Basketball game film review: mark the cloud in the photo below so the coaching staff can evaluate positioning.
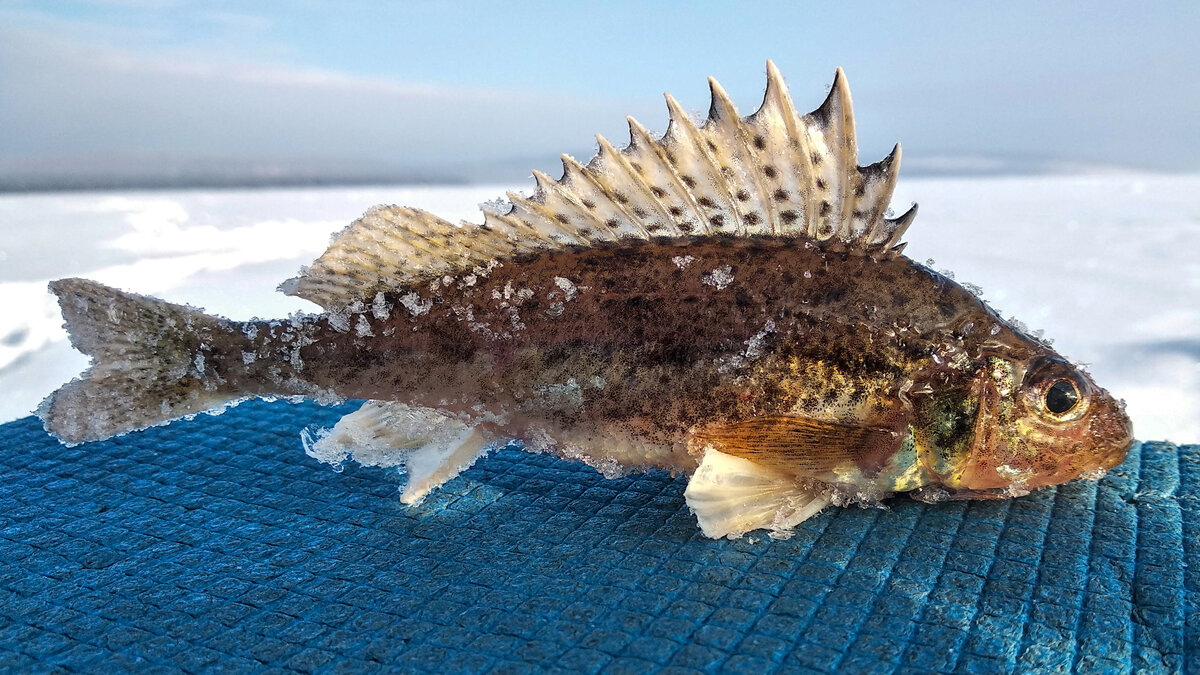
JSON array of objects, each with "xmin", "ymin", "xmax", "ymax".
[{"xmin": 0, "ymin": 19, "xmax": 635, "ymax": 183}]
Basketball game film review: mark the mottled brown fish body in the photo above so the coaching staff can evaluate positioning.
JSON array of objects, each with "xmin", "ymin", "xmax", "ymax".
[
  {"xmin": 223, "ymin": 238, "xmax": 1015, "ymax": 484},
  {"xmin": 298, "ymin": 236, "xmax": 991, "ymax": 412},
  {"xmin": 41, "ymin": 62, "xmax": 1134, "ymax": 538}
]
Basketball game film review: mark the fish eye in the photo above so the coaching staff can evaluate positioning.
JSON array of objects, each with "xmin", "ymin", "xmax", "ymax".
[{"xmin": 1045, "ymin": 379, "xmax": 1079, "ymax": 414}]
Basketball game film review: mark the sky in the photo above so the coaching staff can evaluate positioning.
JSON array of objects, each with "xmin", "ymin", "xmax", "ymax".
[{"xmin": 2, "ymin": 1, "xmax": 1199, "ymax": 188}]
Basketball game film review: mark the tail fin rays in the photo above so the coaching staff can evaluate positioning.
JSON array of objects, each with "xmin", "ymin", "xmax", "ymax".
[{"xmin": 40, "ymin": 278, "xmax": 243, "ymax": 445}]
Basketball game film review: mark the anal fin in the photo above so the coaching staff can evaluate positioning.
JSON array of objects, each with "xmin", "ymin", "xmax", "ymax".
[
  {"xmin": 684, "ymin": 448, "xmax": 830, "ymax": 539},
  {"xmin": 305, "ymin": 401, "xmax": 491, "ymax": 504}
]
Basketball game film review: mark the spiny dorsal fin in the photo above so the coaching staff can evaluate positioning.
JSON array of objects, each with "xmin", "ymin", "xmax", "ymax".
[{"xmin": 284, "ymin": 62, "xmax": 917, "ymax": 310}]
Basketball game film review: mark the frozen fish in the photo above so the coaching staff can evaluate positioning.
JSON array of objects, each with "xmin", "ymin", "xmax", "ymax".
[{"xmin": 41, "ymin": 62, "xmax": 1133, "ymax": 538}]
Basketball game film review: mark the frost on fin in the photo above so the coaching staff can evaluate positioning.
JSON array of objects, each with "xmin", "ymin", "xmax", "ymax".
[
  {"xmin": 684, "ymin": 448, "xmax": 830, "ymax": 539},
  {"xmin": 284, "ymin": 61, "xmax": 916, "ymax": 310},
  {"xmin": 305, "ymin": 401, "xmax": 490, "ymax": 504},
  {"xmin": 40, "ymin": 278, "xmax": 243, "ymax": 445}
]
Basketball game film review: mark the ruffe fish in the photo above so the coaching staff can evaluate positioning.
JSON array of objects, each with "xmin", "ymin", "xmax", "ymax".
[{"xmin": 41, "ymin": 62, "xmax": 1133, "ymax": 539}]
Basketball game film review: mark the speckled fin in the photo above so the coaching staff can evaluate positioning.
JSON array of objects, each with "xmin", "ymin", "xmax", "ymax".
[
  {"xmin": 305, "ymin": 401, "xmax": 490, "ymax": 504},
  {"xmin": 283, "ymin": 61, "xmax": 917, "ymax": 310},
  {"xmin": 684, "ymin": 448, "xmax": 831, "ymax": 539},
  {"xmin": 692, "ymin": 414, "xmax": 905, "ymax": 481},
  {"xmin": 39, "ymin": 278, "xmax": 242, "ymax": 445}
]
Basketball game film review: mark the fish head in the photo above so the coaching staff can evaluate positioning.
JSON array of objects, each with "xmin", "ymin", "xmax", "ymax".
[{"xmin": 944, "ymin": 352, "xmax": 1133, "ymax": 494}]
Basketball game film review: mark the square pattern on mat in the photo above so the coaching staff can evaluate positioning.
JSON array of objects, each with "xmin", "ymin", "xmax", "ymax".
[{"xmin": 0, "ymin": 399, "xmax": 1195, "ymax": 673}]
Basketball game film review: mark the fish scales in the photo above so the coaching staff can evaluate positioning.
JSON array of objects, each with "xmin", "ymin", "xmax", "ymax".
[
  {"xmin": 276, "ymin": 240, "xmax": 981, "ymax": 437},
  {"xmin": 41, "ymin": 63, "xmax": 1133, "ymax": 538}
]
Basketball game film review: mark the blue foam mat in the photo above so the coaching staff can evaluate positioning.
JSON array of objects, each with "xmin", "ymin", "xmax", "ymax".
[{"xmin": 0, "ymin": 398, "xmax": 1195, "ymax": 673}]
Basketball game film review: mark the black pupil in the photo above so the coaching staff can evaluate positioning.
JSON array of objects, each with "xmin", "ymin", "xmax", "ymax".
[{"xmin": 1046, "ymin": 380, "xmax": 1079, "ymax": 414}]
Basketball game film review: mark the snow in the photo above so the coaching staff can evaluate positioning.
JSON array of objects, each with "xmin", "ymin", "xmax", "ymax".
[{"xmin": 0, "ymin": 176, "xmax": 1197, "ymax": 442}]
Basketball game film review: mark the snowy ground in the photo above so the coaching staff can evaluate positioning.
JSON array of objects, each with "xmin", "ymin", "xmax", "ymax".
[{"xmin": 1, "ymin": 176, "xmax": 1197, "ymax": 443}]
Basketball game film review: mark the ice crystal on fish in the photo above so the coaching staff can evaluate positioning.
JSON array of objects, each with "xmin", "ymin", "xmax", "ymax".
[
  {"xmin": 371, "ymin": 292, "xmax": 391, "ymax": 321},
  {"xmin": 553, "ymin": 277, "xmax": 578, "ymax": 301},
  {"xmin": 398, "ymin": 291, "xmax": 431, "ymax": 316},
  {"xmin": 701, "ymin": 265, "xmax": 735, "ymax": 291}
]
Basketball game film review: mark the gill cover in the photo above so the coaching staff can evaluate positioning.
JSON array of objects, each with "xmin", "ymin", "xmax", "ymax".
[{"xmin": 938, "ymin": 355, "xmax": 1129, "ymax": 495}]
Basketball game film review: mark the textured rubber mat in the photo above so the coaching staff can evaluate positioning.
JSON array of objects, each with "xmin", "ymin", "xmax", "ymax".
[{"xmin": 0, "ymin": 398, "xmax": 1195, "ymax": 673}]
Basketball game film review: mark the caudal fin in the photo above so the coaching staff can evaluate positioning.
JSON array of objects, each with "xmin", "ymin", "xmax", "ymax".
[{"xmin": 40, "ymin": 278, "xmax": 244, "ymax": 444}]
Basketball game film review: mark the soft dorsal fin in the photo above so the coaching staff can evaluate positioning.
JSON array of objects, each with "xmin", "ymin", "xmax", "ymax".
[{"xmin": 283, "ymin": 62, "xmax": 918, "ymax": 311}]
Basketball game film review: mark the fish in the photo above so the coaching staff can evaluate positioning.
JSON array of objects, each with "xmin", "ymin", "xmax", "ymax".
[{"xmin": 40, "ymin": 61, "xmax": 1133, "ymax": 539}]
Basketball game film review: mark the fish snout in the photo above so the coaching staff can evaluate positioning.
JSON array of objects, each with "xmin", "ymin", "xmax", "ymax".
[{"xmin": 1088, "ymin": 396, "xmax": 1134, "ymax": 472}]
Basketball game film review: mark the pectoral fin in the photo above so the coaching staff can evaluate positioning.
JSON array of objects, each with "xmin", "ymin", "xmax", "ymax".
[
  {"xmin": 684, "ymin": 448, "xmax": 830, "ymax": 539},
  {"xmin": 692, "ymin": 414, "xmax": 906, "ymax": 482},
  {"xmin": 684, "ymin": 413, "xmax": 911, "ymax": 538},
  {"xmin": 304, "ymin": 401, "xmax": 491, "ymax": 504}
]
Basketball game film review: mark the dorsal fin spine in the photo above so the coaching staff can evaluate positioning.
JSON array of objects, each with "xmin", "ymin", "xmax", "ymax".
[
  {"xmin": 599, "ymin": 133, "xmax": 678, "ymax": 236},
  {"xmin": 706, "ymin": 76, "xmax": 740, "ymax": 125},
  {"xmin": 800, "ymin": 66, "xmax": 855, "ymax": 242},
  {"xmin": 578, "ymin": 145, "xmax": 653, "ymax": 239},
  {"xmin": 625, "ymin": 117, "xmax": 692, "ymax": 236},
  {"xmin": 828, "ymin": 67, "xmax": 860, "ymax": 242},
  {"xmin": 530, "ymin": 170, "xmax": 604, "ymax": 239},
  {"xmin": 703, "ymin": 76, "xmax": 763, "ymax": 236},
  {"xmin": 558, "ymin": 154, "xmax": 633, "ymax": 239},
  {"xmin": 880, "ymin": 203, "xmax": 919, "ymax": 251},
  {"xmin": 663, "ymin": 93, "xmax": 741, "ymax": 234},
  {"xmin": 760, "ymin": 60, "xmax": 803, "ymax": 236},
  {"xmin": 541, "ymin": 167, "xmax": 613, "ymax": 241},
  {"xmin": 775, "ymin": 67, "xmax": 817, "ymax": 238},
  {"xmin": 504, "ymin": 190, "xmax": 587, "ymax": 245},
  {"xmin": 707, "ymin": 76, "xmax": 773, "ymax": 236},
  {"xmin": 283, "ymin": 63, "xmax": 919, "ymax": 310},
  {"xmin": 629, "ymin": 114, "xmax": 712, "ymax": 235},
  {"xmin": 856, "ymin": 143, "xmax": 902, "ymax": 243}
]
